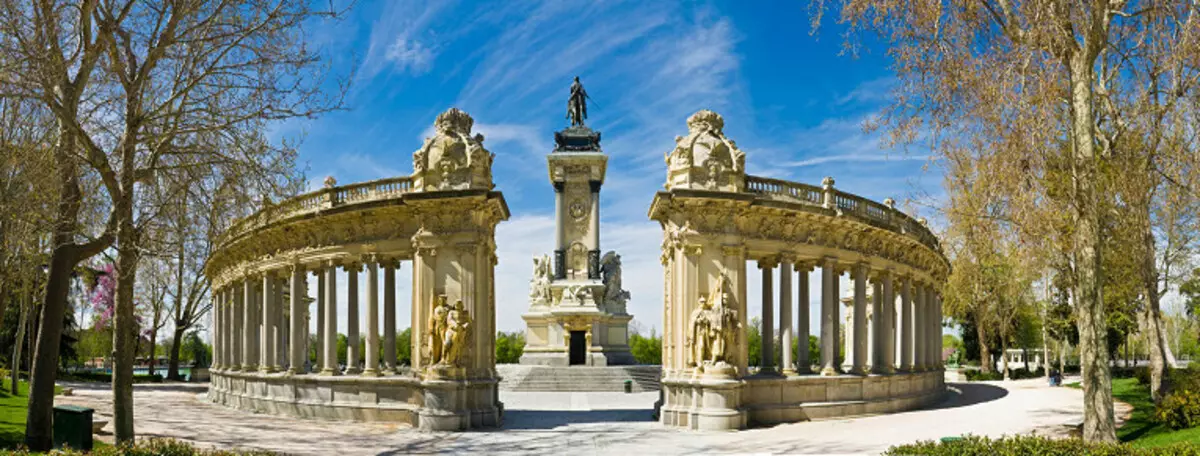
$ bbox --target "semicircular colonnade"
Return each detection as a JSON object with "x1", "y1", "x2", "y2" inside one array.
[
  {"x1": 650, "y1": 110, "x2": 950, "y2": 430},
  {"x1": 205, "y1": 108, "x2": 508, "y2": 431},
  {"x1": 203, "y1": 107, "x2": 950, "y2": 433}
]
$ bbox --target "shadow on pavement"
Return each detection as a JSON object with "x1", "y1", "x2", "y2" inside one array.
[
  {"x1": 928, "y1": 382, "x2": 1009, "y2": 410},
  {"x1": 501, "y1": 409, "x2": 656, "y2": 430}
]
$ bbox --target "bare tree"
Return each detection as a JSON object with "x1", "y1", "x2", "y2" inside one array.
[{"x1": 811, "y1": 0, "x2": 1200, "y2": 441}]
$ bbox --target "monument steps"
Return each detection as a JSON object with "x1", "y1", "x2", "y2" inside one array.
[{"x1": 496, "y1": 365, "x2": 662, "y2": 392}]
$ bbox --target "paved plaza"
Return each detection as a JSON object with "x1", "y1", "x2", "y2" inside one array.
[{"x1": 55, "y1": 377, "x2": 1117, "y2": 455}]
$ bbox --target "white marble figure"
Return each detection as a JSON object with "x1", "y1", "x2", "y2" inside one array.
[
  {"x1": 600, "y1": 251, "x2": 630, "y2": 312},
  {"x1": 529, "y1": 254, "x2": 553, "y2": 304}
]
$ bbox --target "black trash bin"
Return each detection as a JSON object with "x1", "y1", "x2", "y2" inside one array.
[{"x1": 53, "y1": 405, "x2": 94, "y2": 451}]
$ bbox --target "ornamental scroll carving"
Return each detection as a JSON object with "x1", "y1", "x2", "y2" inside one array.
[
  {"x1": 665, "y1": 110, "x2": 746, "y2": 192},
  {"x1": 687, "y1": 275, "x2": 741, "y2": 371},
  {"x1": 412, "y1": 108, "x2": 495, "y2": 192}
]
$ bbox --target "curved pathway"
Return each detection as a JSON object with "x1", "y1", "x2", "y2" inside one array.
[{"x1": 56, "y1": 377, "x2": 1093, "y2": 455}]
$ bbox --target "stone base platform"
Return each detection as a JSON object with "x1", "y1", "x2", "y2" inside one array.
[
  {"x1": 208, "y1": 369, "x2": 503, "y2": 431},
  {"x1": 657, "y1": 370, "x2": 946, "y2": 430}
]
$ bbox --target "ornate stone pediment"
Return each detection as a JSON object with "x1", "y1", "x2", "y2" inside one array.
[
  {"x1": 665, "y1": 110, "x2": 746, "y2": 192},
  {"x1": 413, "y1": 108, "x2": 494, "y2": 191}
]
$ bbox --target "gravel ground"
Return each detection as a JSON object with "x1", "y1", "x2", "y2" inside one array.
[{"x1": 54, "y1": 376, "x2": 1111, "y2": 456}]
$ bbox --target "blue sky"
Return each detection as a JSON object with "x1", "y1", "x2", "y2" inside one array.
[{"x1": 279, "y1": 0, "x2": 947, "y2": 336}]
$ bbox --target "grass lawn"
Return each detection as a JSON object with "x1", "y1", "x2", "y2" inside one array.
[
  {"x1": 0, "y1": 380, "x2": 31, "y2": 449},
  {"x1": 1111, "y1": 377, "x2": 1200, "y2": 447}
]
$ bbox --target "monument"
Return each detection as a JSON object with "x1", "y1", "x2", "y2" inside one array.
[{"x1": 519, "y1": 77, "x2": 635, "y2": 366}]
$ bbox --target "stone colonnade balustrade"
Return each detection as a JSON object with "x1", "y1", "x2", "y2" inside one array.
[
  {"x1": 206, "y1": 108, "x2": 508, "y2": 431},
  {"x1": 651, "y1": 110, "x2": 951, "y2": 430}
]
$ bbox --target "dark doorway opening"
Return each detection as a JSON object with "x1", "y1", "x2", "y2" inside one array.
[{"x1": 569, "y1": 331, "x2": 586, "y2": 365}]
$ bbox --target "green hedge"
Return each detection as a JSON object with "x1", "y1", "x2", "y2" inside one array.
[
  {"x1": 0, "y1": 438, "x2": 275, "y2": 455},
  {"x1": 59, "y1": 372, "x2": 164, "y2": 383},
  {"x1": 964, "y1": 367, "x2": 1044, "y2": 381},
  {"x1": 887, "y1": 435, "x2": 1200, "y2": 455}
]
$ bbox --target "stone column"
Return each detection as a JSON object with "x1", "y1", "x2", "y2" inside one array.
[
  {"x1": 796, "y1": 264, "x2": 812, "y2": 374},
  {"x1": 929, "y1": 290, "x2": 940, "y2": 369},
  {"x1": 760, "y1": 260, "x2": 775, "y2": 374},
  {"x1": 851, "y1": 263, "x2": 868, "y2": 375},
  {"x1": 211, "y1": 291, "x2": 221, "y2": 370},
  {"x1": 881, "y1": 271, "x2": 896, "y2": 374},
  {"x1": 553, "y1": 181, "x2": 566, "y2": 280},
  {"x1": 262, "y1": 273, "x2": 277, "y2": 372},
  {"x1": 913, "y1": 283, "x2": 926, "y2": 371},
  {"x1": 364, "y1": 258, "x2": 381, "y2": 376},
  {"x1": 321, "y1": 261, "x2": 339, "y2": 376},
  {"x1": 345, "y1": 262, "x2": 362, "y2": 375},
  {"x1": 900, "y1": 276, "x2": 914, "y2": 371},
  {"x1": 231, "y1": 285, "x2": 243, "y2": 371},
  {"x1": 588, "y1": 180, "x2": 601, "y2": 280},
  {"x1": 779, "y1": 260, "x2": 794, "y2": 375},
  {"x1": 289, "y1": 264, "x2": 306, "y2": 374},
  {"x1": 314, "y1": 267, "x2": 325, "y2": 372},
  {"x1": 277, "y1": 278, "x2": 286, "y2": 370},
  {"x1": 870, "y1": 275, "x2": 887, "y2": 374},
  {"x1": 242, "y1": 278, "x2": 257, "y2": 371},
  {"x1": 383, "y1": 260, "x2": 398, "y2": 373},
  {"x1": 931, "y1": 291, "x2": 940, "y2": 369},
  {"x1": 820, "y1": 258, "x2": 840, "y2": 376}
]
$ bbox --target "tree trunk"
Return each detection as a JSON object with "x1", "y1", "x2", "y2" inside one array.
[
  {"x1": 168, "y1": 326, "x2": 185, "y2": 381},
  {"x1": 11, "y1": 282, "x2": 29, "y2": 395},
  {"x1": 111, "y1": 202, "x2": 140, "y2": 444},
  {"x1": 1069, "y1": 54, "x2": 1117, "y2": 442},
  {"x1": 1002, "y1": 338, "x2": 1010, "y2": 380},
  {"x1": 25, "y1": 122, "x2": 90, "y2": 451},
  {"x1": 977, "y1": 322, "x2": 992, "y2": 373},
  {"x1": 1023, "y1": 347, "x2": 1030, "y2": 372}
]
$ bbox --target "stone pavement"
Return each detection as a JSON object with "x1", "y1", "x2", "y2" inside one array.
[{"x1": 56, "y1": 377, "x2": 1100, "y2": 455}]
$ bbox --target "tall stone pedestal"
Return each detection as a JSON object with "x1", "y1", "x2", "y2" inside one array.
[{"x1": 521, "y1": 123, "x2": 635, "y2": 367}]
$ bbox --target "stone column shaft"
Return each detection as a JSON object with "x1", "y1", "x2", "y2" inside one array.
[
  {"x1": 243, "y1": 279, "x2": 257, "y2": 371},
  {"x1": 321, "y1": 263, "x2": 339, "y2": 375},
  {"x1": 553, "y1": 181, "x2": 566, "y2": 279},
  {"x1": 796, "y1": 266, "x2": 812, "y2": 374},
  {"x1": 881, "y1": 272, "x2": 896, "y2": 373},
  {"x1": 779, "y1": 261, "x2": 794, "y2": 375},
  {"x1": 364, "y1": 260, "x2": 381, "y2": 376},
  {"x1": 870, "y1": 277, "x2": 886, "y2": 374},
  {"x1": 588, "y1": 180, "x2": 601, "y2": 280},
  {"x1": 315, "y1": 269, "x2": 325, "y2": 372},
  {"x1": 346, "y1": 264, "x2": 361, "y2": 375},
  {"x1": 851, "y1": 264, "x2": 868, "y2": 375},
  {"x1": 261, "y1": 273, "x2": 276, "y2": 372},
  {"x1": 212, "y1": 291, "x2": 221, "y2": 370},
  {"x1": 900, "y1": 277, "x2": 914, "y2": 371},
  {"x1": 820, "y1": 258, "x2": 840, "y2": 376},
  {"x1": 231, "y1": 286, "x2": 243, "y2": 370},
  {"x1": 384, "y1": 262, "x2": 398, "y2": 372},
  {"x1": 760, "y1": 262, "x2": 775, "y2": 373},
  {"x1": 289, "y1": 265, "x2": 305, "y2": 374},
  {"x1": 913, "y1": 283, "x2": 927, "y2": 371}
]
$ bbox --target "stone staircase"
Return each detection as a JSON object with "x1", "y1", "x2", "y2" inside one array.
[{"x1": 496, "y1": 365, "x2": 662, "y2": 392}]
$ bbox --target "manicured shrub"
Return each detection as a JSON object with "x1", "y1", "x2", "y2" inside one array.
[
  {"x1": 1009, "y1": 367, "x2": 1045, "y2": 380},
  {"x1": 59, "y1": 371, "x2": 164, "y2": 383},
  {"x1": 1135, "y1": 366, "x2": 1152, "y2": 386},
  {"x1": 887, "y1": 434, "x2": 1200, "y2": 455},
  {"x1": 1157, "y1": 389, "x2": 1200, "y2": 430},
  {"x1": 1168, "y1": 365, "x2": 1200, "y2": 395},
  {"x1": 964, "y1": 370, "x2": 1002, "y2": 381},
  {"x1": 0, "y1": 438, "x2": 276, "y2": 455}
]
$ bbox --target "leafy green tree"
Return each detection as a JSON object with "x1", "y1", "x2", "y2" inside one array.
[
  {"x1": 495, "y1": 331, "x2": 525, "y2": 364},
  {"x1": 629, "y1": 328, "x2": 661, "y2": 365}
]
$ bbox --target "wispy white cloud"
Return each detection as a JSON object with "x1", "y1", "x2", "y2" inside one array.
[
  {"x1": 783, "y1": 153, "x2": 933, "y2": 168},
  {"x1": 358, "y1": 1, "x2": 452, "y2": 79},
  {"x1": 384, "y1": 38, "x2": 436, "y2": 74}
]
